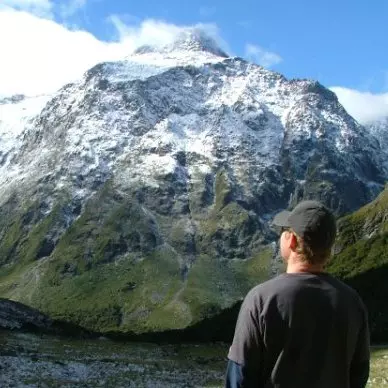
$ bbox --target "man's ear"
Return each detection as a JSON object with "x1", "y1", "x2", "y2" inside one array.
[{"x1": 289, "y1": 232, "x2": 298, "y2": 251}]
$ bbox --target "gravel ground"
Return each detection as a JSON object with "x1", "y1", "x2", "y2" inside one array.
[{"x1": 0, "y1": 330, "x2": 226, "y2": 387}]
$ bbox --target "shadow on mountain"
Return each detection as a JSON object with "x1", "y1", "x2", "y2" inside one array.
[
  {"x1": 3, "y1": 266, "x2": 387, "y2": 345},
  {"x1": 0, "y1": 298, "x2": 96, "y2": 339},
  {"x1": 345, "y1": 264, "x2": 388, "y2": 343},
  {"x1": 106, "y1": 301, "x2": 243, "y2": 344},
  {"x1": 0, "y1": 297, "x2": 242, "y2": 343}
]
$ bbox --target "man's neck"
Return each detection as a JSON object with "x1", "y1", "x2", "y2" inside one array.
[{"x1": 286, "y1": 255, "x2": 325, "y2": 274}]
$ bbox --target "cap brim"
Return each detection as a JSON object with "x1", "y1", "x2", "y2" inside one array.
[{"x1": 272, "y1": 210, "x2": 291, "y2": 227}]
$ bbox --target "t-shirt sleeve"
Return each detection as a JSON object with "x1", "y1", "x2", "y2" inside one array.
[{"x1": 228, "y1": 289, "x2": 263, "y2": 367}]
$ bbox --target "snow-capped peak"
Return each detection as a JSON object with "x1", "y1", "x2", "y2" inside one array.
[
  {"x1": 133, "y1": 28, "x2": 228, "y2": 58},
  {"x1": 96, "y1": 29, "x2": 229, "y2": 84},
  {"x1": 0, "y1": 38, "x2": 386, "y2": 218}
]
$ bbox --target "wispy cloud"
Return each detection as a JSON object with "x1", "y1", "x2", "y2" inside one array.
[
  {"x1": 109, "y1": 16, "x2": 230, "y2": 54},
  {"x1": 1, "y1": 0, "x2": 89, "y2": 20},
  {"x1": 245, "y1": 43, "x2": 282, "y2": 68},
  {"x1": 108, "y1": 16, "x2": 183, "y2": 47},
  {"x1": 59, "y1": 0, "x2": 88, "y2": 18},
  {"x1": 330, "y1": 87, "x2": 388, "y2": 124},
  {"x1": 0, "y1": 0, "x2": 53, "y2": 18},
  {"x1": 199, "y1": 6, "x2": 216, "y2": 18}
]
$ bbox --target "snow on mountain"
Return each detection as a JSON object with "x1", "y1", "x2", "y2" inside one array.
[
  {"x1": 364, "y1": 117, "x2": 388, "y2": 171},
  {"x1": 0, "y1": 94, "x2": 51, "y2": 167},
  {"x1": 0, "y1": 29, "x2": 385, "y2": 215},
  {"x1": 132, "y1": 28, "x2": 228, "y2": 58}
]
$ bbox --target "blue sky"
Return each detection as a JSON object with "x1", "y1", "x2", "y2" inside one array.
[
  {"x1": 51, "y1": 0, "x2": 388, "y2": 93},
  {"x1": 0, "y1": 0, "x2": 387, "y2": 122}
]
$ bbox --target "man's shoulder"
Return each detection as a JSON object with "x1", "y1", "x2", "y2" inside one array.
[
  {"x1": 321, "y1": 273, "x2": 366, "y2": 307},
  {"x1": 246, "y1": 274, "x2": 289, "y2": 300},
  {"x1": 247, "y1": 272, "x2": 363, "y2": 302}
]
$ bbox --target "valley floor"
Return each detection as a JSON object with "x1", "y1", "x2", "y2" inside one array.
[
  {"x1": 370, "y1": 346, "x2": 388, "y2": 387},
  {"x1": 0, "y1": 330, "x2": 386, "y2": 387}
]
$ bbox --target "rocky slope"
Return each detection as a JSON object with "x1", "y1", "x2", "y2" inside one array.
[
  {"x1": 0, "y1": 28, "x2": 386, "y2": 334},
  {"x1": 0, "y1": 331, "x2": 226, "y2": 387},
  {"x1": 365, "y1": 117, "x2": 388, "y2": 172},
  {"x1": 0, "y1": 298, "x2": 92, "y2": 337}
]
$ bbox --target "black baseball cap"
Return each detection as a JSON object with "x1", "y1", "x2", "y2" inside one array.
[{"x1": 272, "y1": 200, "x2": 337, "y2": 251}]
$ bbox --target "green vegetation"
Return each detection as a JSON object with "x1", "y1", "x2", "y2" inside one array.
[
  {"x1": 214, "y1": 169, "x2": 232, "y2": 211},
  {"x1": 20, "y1": 205, "x2": 62, "y2": 262},
  {"x1": 0, "y1": 175, "x2": 272, "y2": 335},
  {"x1": 33, "y1": 247, "x2": 185, "y2": 332},
  {"x1": 0, "y1": 214, "x2": 24, "y2": 265},
  {"x1": 330, "y1": 186, "x2": 388, "y2": 277},
  {"x1": 0, "y1": 200, "x2": 39, "y2": 266},
  {"x1": 327, "y1": 185, "x2": 388, "y2": 342},
  {"x1": 182, "y1": 248, "x2": 271, "y2": 321},
  {"x1": 200, "y1": 202, "x2": 250, "y2": 236},
  {"x1": 1, "y1": 176, "x2": 387, "y2": 341},
  {"x1": 197, "y1": 170, "x2": 259, "y2": 260}
]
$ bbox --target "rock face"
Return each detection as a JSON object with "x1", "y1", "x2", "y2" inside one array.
[
  {"x1": 364, "y1": 117, "x2": 388, "y2": 172},
  {"x1": 0, "y1": 28, "x2": 386, "y2": 334}
]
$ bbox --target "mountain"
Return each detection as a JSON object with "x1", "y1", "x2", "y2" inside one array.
[
  {"x1": 364, "y1": 117, "x2": 388, "y2": 172},
  {"x1": 0, "y1": 298, "x2": 93, "y2": 337},
  {"x1": 0, "y1": 28, "x2": 386, "y2": 334},
  {"x1": 327, "y1": 185, "x2": 388, "y2": 341}
]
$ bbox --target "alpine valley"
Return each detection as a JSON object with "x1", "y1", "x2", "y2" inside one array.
[{"x1": 0, "y1": 29, "x2": 387, "y2": 341}]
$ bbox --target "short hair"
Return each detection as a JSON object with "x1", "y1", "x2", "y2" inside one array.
[{"x1": 291, "y1": 228, "x2": 332, "y2": 265}]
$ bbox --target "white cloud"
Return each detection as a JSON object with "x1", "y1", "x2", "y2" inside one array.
[
  {"x1": 245, "y1": 43, "x2": 282, "y2": 68},
  {"x1": 0, "y1": 9, "x2": 125, "y2": 96},
  {"x1": 330, "y1": 87, "x2": 388, "y2": 124},
  {"x1": 0, "y1": 0, "x2": 53, "y2": 18},
  {"x1": 108, "y1": 16, "x2": 229, "y2": 54},
  {"x1": 108, "y1": 16, "x2": 183, "y2": 47},
  {"x1": 0, "y1": 8, "x2": 229, "y2": 97}
]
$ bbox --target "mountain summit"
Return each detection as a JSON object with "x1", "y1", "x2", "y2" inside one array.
[{"x1": 133, "y1": 28, "x2": 229, "y2": 58}]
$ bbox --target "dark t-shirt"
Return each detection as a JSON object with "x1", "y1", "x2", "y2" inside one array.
[{"x1": 228, "y1": 272, "x2": 370, "y2": 388}]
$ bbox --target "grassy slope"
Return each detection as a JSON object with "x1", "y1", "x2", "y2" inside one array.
[
  {"x1": 327, "y1": 185, "x2": 388, "y2": 341},
  {"x1": 328, "y1": 186, "x2": 388, "y2": 277},
  {"x1": 0, "y1": 241, "x2": 271, "y2": 335},
  {"x1": 1, "y1": 180, "x2": 387, "y2": 339},
  {"x1": 0, "y1": 174, "x2": 273, "y2": 334}
]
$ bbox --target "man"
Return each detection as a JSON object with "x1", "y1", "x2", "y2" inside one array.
[{"x1": 226, "y1": 200, "x2": 370, "y2": 388}]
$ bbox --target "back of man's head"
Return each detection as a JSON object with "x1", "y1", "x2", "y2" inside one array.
[{"x1": 272, "y1": 200, "x2": 337, "y2": 264}]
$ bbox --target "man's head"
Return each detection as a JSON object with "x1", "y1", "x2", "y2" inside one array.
[{"x1": 272, "y1": 200, "x2": 337, "y2": 265}]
